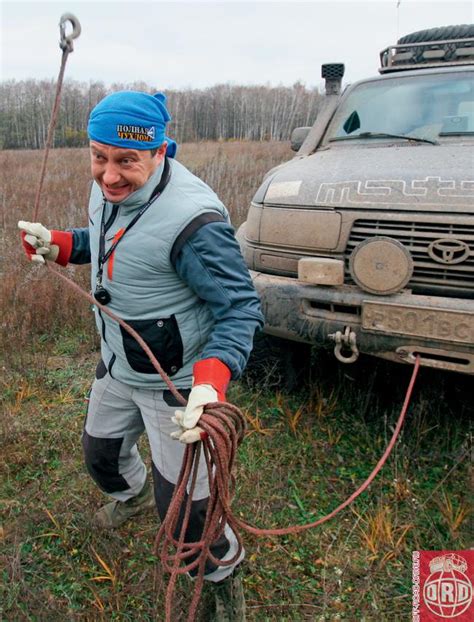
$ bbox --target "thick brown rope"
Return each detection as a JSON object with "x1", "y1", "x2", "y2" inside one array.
[
  {"x1": 50, "y1": 265, "x2": 420, "y2": 621},
  {"x1": 151, "y1": 357, "x2": 420, "y2": 621},
  {"x1": 33, "y1": 48, "x2": 71, "y2": 222},
  {"x1": 47, "y1": 266, "x2": 186, "y2": 405},
  {"x1": 32, "y1": 22, "x2": 422, "y2": 622}
]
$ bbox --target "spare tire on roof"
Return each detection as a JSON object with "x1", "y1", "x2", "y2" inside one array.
[
  {"x1": 396, "y1": 24, "x2": 474, "y2": 64},
  {"x1": 398, "y1": 24, "x2": 474, "y2": 44}
]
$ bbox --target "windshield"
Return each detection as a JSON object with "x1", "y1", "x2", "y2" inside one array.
[{"x1": 324, "y1": 71, "x2": 474, "y2": 143}]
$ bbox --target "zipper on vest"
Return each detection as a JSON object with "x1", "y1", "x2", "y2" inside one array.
[
  {"x1": 104, "y1": 203, "x2": 119, "y2": 232},
  {"x1": 97, "y1": 307, "x2": 107, "y2": 342},
  {"x1": 108, "y1": 354, "x2": 116, "y2": 378}
]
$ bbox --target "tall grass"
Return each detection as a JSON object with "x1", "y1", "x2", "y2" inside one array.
[
  {"x1": 1, "y1": 348, "x2": 471, "y2": 620},
  {"x1": 1, "y1": 142, "x2": 471, "y2": 621},
  {"x1": 0, "y1": 141, "x2": 291, "y2": 370}
]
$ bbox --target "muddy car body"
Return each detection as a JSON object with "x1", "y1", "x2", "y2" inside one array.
[{"x1": 239, "y1": 26, "x2": 474, "y2": 374}]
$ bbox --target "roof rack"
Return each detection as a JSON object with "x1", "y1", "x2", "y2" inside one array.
[{"x1": 379, "y1": 37, "x2": 474, "y2": 73}]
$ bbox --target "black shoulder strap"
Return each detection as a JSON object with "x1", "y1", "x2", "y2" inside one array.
[{"x1": 170, "y1": 212, "x2": 226, "y2": 265}]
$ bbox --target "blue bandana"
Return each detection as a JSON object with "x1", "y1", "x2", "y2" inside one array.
[{"x1": 87, "y1": 91, "x2": 177, "y2": 157}]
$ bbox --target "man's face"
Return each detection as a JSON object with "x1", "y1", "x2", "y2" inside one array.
[{"x1": 90, "y1": 141, "x2": 167, "y2": 203}]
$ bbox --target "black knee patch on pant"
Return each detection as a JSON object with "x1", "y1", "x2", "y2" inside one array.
[
  {"x1": 82, "y1": 431, "x2": 130, "y2": 493},
  {"x1": 151, "y1": 462, "x2": 230, "y2": 576}
]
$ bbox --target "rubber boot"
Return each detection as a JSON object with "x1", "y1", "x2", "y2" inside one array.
[
  {"x1": 92, "y1": 477, "x2": 156, "y2": 529},
  {"x1": 212, "y1": 566, "x2": 246, "y2": 622}
]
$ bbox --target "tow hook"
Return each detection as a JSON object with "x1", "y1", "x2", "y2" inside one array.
[
  {"x1": 328, "y1": 326, "x2": 359, "y2": 364},
  {"x1": 59, "y1": 13, "x2": 82, "y2": 52}
]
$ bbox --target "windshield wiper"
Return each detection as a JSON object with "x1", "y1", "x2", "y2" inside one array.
[
  {"x1": 439, "y1": 130, "x2": 474, "y2": 136},
  {"x1": 330, "y1": 131, "x2": 439, "y2": 145}
]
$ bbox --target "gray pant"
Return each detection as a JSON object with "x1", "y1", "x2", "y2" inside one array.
[{"x1": 82, "y1": 367, "x2": 243, "y2": 581}]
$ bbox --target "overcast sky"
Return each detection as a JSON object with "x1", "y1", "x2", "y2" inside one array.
[{"x1": 1, "y1": 1, "x2": 472, "y2": 90}]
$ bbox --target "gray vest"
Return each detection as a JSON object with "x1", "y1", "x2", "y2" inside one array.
[{"x1": 87, "y1": 158, "x2": 229, "y2": 389}]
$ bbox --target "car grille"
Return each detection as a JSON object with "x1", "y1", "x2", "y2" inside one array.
[{"x1": 346, "y1": 219, "x2": 474, "y2": 297}]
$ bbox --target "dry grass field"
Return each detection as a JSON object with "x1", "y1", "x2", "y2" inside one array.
[
  {"x1": 0, "y1": 141, "x2": 289, "y2": 369},
  {"x1": 1, "y1": 142, "x2": 472, "y2": 621}
]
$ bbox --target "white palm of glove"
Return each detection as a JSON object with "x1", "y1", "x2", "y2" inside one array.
[
  {"x1": 171, "y1": 384, "x2": 218, "y2": 444},
  {"x1": 18, "y1": 220, "x2": 59, "y2": 264}
]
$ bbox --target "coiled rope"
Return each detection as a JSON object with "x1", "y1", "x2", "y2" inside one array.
[
  {"x1": 152, "y1": 357, "x2": 419, "y2": 621},
  {"x1": 31, "y1": 17, "x2": 421, "y2": 622}
]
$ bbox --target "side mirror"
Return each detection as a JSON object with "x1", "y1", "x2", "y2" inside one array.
[{"x1": 290, "y1": 126, "x2": 312, "y2": 152}]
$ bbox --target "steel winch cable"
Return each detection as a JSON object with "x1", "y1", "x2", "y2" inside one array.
[{"x1": 31, "y1": 17, "x2": 422, "y2": 622}]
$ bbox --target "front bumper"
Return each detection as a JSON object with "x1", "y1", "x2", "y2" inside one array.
[{"x1": 251, "y1": 271, "x2": 474, "y2": 374}]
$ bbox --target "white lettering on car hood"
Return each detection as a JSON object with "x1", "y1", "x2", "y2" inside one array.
[{"x1": 315, "y1": 177, "x2": 474, "y2": 207}]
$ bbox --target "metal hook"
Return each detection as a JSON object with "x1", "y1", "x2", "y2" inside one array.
[
  {"x1": 59, "y1": 13, "x2": 81, "y2": 52},
  {"x1": 328, "y1": 326, "x2": 360, "y2": 364}
]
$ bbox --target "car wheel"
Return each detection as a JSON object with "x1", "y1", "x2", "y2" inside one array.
[{"x1": 243, "y1": 332, "x2": 312, "y2": 392}]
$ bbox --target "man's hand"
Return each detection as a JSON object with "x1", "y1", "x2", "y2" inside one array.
[
  {"x1": 18, "y1": 221, "x2": 73, "y2": 266},
  {"x1": 171, "y1": 358, "x2": 231, "y2": 444},
  {"x1": 173, "y1": 383, "x2": 218, "y2": 430}
]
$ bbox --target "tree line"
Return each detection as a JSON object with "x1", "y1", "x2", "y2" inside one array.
[{"x1": 0, "y1": 79, "x2": 322, "y2": 150}]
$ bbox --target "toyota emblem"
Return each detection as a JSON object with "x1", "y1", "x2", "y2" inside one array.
[{"x1": 427, "y1": 238, "x2": 470, "y2": 264}]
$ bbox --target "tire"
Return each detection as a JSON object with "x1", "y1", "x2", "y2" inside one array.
[
  {"x1": 397, "y1": 24, "x2": 474, "y2": 64},
  {"x1": 398, "y1": 24, "x2": 474, "y2": 44},
  {"x1": 242, "y1": 332, "x2": 312, "y2": 392}
]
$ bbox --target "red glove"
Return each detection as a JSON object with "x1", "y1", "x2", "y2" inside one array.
[
  {"x1": 171, "y1": 358, "x2": 231, "y2": 443},
  {"x1": 192, "y1": 358, "x2": 231, "y2": 401},
  {"x1": 18, "y1": 221, "x2": 73, "y2": 266}
]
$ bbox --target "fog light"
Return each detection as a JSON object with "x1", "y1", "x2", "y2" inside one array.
[
  {"x1": 298, "y1": 258, "x2": 345, "y2": 285},
  {"x1": 349, "y1": 237, "x2": 413, "y2": 295}
]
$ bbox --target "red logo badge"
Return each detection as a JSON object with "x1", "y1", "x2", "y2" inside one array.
[{"x1": 413, "y1": 551, "x2": 474, "y2": 620}]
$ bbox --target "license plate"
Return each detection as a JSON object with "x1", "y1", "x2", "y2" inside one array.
[{"x1": 362, "y1": 302, "x2": 474, "y2": 344}]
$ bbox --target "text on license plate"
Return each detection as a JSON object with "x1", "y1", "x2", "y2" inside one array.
[{"x1": 362, "y1": 302, "x2": 473, "y2": 344}]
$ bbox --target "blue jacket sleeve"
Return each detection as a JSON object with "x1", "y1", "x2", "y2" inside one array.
[
  {"x1": 68, "y1": 228, "x2": 91, "y2": 264},
  {"x1": 173, "y1": 221, "x2": 264, "y2": 379}
]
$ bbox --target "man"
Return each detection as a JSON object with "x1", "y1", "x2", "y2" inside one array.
[{"x1": 19, "y1": 90, "x2": 264, "y2": 621}]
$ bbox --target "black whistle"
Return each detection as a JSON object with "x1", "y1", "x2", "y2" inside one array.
[{"x1": 94, "y1": 286, "x2": 111, "y2": 305}]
